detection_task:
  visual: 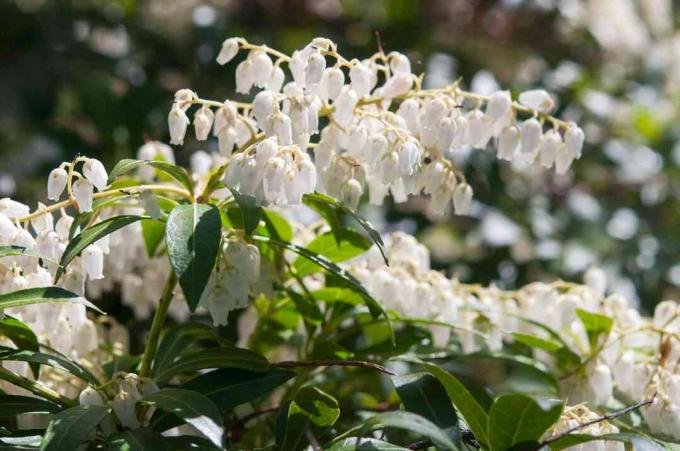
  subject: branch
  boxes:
[272,359,396,376]
[537,397,655,449]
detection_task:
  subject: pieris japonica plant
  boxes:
[0,36,675,451]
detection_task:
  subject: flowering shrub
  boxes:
[0,36,675,450]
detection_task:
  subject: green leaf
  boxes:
[262,209,293,242]
[0,287,103,314]
[512,332,581,372]
[0,348,99,385]
[107,428,167,451]
[0,246,49,261]
[102,355,141,379]
[107,159,193,192]
[166,204,222,311]
[56,215,144,281]
[253,235,389,325]
[303,192,388,265]
[488,394,563,451]
[227,186,263,236]
[141,219,166,258]
[331,411,458,451]
[0,395,61,417]
[0,316,40,378]
[165,435,221,450]
[153,346,269,384]
[152,323,224,377]
[311,287,364,306]
[576,308,614,349]
[392,372,458,430]
[294,229,372,276]
[328,438,409,450]
[280,386,340,451]
[420,361,489,447]
[548,432,665,451]
[140,389,223,448]
[40,404,109,451]
[152,368,294,431]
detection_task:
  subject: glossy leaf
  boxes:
[0,348,99,385]
[392,372,458,430]
[166,203,221,311]
[0,395,61,417]
[294,229,372,276]
[488,394,563,451]
[55,215,144,281]
[227,186,262,235]
[421,361,489,447]
[0,316,40,378]
[140,389,223,448]
[576,308,614,349]
[107,158,193,192]
[548,432,665,451]
[262,209,293,242]
[331,411,458,451]
[141,218,165,258]
[0,287,103,314]
[512,332,581,372]
[40,405,109,451]
[328,438,409,450]
[152,323,224,377]
[153,346,269,384]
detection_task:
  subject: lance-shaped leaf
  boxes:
[392,372,459,432]
[107,428,167,451]
[141,219,166,258]
[0,316,40,378]
[576,308,614,349]
[40,405,109,451]
[279,386,340,451]
[140,389,223,448]
[153,347,269,384]
[56,215,144,281]
[152,322,225,377]
[166,204,221,311]
[0,287,103,314]
[0,395,61,417]
[294,229,372,276]
[328,438,409,450]
[548,432,664,451]
[0,348,99,385]
[107,158,193,192]
[227,186,262,236]
[488,393,563,451]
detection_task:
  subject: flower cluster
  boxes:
[168,36,584,215]
[545,404,623,451]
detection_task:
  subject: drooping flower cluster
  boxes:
[345,231,680,439]
[168,36,584,215]
[545,404,623,451]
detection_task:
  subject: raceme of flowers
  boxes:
[168,36,585,215]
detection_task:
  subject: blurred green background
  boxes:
[3,0,680,312]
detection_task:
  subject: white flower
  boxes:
[340,178,363,209]
[305,52,325,85]
[0,198,29,218]
[333,86,358,126]
[253,90,277,128]
[216,37,239,65]
[235,59,254,94]
[565,125,585,159]
[273,113,293,145]
[350,61,372,97]
[538,129,562,169]
[485,90,512,120]
[388,51,411,74]
[168,103,190,145]
[82,244,104,280]
[193,106,214,141]
[519,118,543,155]
[82,158,108,191]
[174,89,196,111]
[268,66,286,93]
[213,100,238,136]
[0,213,17,244]
[321,67,344,101]
[497,126,520,160]
[518,89,555,113]
[251,51,273,88]
[72,179,94,212]
[112,391,140,429]
[217,127,237,157]
[453,183,473,215]
[190,150,213,176]
[47,168,68,201]
[79,387,105,406]
[30,203,53,235]
[382,73,413,98]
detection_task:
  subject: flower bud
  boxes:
[538,129,562,169]
[453,183,473,215]
[340,178,363,210]
[255,137,278,167]
[565,125,585,159]
[55,214,73,241]
[0,198,29,218]
[193,106,214,141]
[72,179,94,212]
[289,51,307,87]
[0,213,16,244]
[251,50,273,88]
[216,37,239,65]
[518,89,555,113]
[82,244,104,280]
[379,151,400,186]
[174,89,196,111]
[485,90,512,120]
[82,158,108,191]
[31,203,53,235]
[263,157,286,204]
[554,146,574,175]
[112,391,140,429]
[235,59,254,94]
[218,127,237,157]
[168,103,190,145]
[350,61,372,97]
[79,387,105,406]
[389,52,411,74]
[268,66,286,93]
[253,90,277,129]
[334,86,358,126]
[273,113,293,145]
[213,100,238,136]
[47,168,68,201]
[397,98,420,134]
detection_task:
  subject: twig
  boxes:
[537,397,655,449]
[272,359,396,376]
[306,428,324,451]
